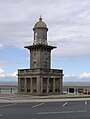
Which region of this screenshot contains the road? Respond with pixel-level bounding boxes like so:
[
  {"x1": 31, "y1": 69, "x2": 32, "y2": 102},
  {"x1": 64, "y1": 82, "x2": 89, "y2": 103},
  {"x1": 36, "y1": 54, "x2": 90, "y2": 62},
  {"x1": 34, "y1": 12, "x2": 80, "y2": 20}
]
[{"x1": 0, "y1": 100, "x2": 90, "y2": 119}]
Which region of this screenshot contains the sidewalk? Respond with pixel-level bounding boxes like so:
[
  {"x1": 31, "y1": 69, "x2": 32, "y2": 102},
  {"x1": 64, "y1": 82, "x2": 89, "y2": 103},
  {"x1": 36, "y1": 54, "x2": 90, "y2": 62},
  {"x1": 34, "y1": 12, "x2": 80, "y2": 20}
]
[{"x1": 0, "y1": 94, "x2": 90, "y2": 103}]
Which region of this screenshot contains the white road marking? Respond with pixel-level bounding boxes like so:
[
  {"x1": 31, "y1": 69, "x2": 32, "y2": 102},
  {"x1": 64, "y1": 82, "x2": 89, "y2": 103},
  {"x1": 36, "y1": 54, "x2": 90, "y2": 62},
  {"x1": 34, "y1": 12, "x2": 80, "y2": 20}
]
[
  {"x1": 37, "y1": 110, "x2": 87, "y2": 115},
  {"x1": 32, "y1": 103, "x2": 44, "y2": 108},
  {"x1": 85, "y1": 101, "x2": 87, "y2": 105},
  {"x1": 0, "y1": 103, "x2": 17, "y2": 108},
  {"x1": 62, "y1": 102, "x2": 68, "y2": 107}
]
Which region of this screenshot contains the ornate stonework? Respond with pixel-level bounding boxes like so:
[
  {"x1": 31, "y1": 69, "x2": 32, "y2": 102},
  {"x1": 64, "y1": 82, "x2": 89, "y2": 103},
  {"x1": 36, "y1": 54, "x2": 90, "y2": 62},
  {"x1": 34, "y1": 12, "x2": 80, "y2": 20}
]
[{"x1": 18, "y1": 18, "x2": 63, "y2": 95}]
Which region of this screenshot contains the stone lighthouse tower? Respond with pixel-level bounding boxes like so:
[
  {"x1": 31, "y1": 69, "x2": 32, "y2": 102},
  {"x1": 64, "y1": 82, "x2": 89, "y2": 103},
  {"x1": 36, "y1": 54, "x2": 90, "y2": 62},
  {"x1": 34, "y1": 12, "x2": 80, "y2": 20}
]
[{"x1": 18, "y1": 17, "x2": 63, "y2": 95}]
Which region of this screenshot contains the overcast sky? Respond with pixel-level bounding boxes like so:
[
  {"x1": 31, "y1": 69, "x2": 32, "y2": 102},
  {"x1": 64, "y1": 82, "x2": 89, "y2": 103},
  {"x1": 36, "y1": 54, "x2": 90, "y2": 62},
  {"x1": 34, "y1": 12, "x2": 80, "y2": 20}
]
[{"x1": 0, "y1": 0, "x2": 90, "y2": 83}]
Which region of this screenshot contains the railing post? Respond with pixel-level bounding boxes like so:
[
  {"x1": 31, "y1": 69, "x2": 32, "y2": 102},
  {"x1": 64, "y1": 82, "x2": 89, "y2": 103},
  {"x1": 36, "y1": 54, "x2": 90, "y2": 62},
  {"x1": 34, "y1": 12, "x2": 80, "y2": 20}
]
[
  {"x1": 0, "y1": 88, "x2": 1, "y2": 94},
  {"x1": 11, "y1": 88, "x2": 12, "y2": 94}
]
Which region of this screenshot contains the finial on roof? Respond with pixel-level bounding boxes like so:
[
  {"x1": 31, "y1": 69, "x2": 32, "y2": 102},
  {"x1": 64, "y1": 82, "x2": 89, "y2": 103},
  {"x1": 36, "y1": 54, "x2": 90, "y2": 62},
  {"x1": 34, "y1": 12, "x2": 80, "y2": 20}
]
[{"x1": 39, "y1": 15, "x2": 42, "y2": 21}]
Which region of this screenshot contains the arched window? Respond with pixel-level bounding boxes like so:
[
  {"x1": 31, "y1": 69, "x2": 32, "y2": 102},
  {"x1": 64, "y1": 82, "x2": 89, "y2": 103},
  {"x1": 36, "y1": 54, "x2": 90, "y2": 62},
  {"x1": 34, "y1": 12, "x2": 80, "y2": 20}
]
[
  {"x1": 44, "y1": 61, "x2": 47, "y2": 69},
  {"x1": 33, "y1": 61, "x2": 37, "y2": 69}
]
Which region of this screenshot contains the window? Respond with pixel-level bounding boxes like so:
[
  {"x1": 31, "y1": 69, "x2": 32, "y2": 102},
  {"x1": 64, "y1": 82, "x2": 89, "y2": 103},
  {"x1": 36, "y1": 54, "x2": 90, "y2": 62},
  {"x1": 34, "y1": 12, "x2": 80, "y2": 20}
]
[
  {"x1": 34, "y1": 53, "x2": 36, "y2": 55},
  {"x1": 33, "y1": 61, "x2": 37, "y2": 69},
  {"x1": 45, "y1": 53, "x2": 47, "y2": 55},
  {"x1": 44, "y1": 61, "x2": 47, "y2": 68},
  {"x1": 69, "y1": 88, "x2": 74, "y2": 93}
]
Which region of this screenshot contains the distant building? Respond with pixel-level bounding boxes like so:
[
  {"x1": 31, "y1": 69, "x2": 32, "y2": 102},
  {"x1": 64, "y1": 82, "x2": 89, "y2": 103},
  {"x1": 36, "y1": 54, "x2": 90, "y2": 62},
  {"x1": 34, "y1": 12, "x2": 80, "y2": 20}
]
[
  {"x1": 18, "y1": 17, "x2": 63, "y2": 95},
  {"x1": 63, "y1": 82, "x2": 90, "y2": 94}
]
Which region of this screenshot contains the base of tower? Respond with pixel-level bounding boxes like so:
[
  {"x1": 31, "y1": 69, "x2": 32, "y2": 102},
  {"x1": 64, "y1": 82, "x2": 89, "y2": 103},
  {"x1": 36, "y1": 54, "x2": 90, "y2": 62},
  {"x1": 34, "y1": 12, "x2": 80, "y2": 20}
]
[{"x1": 18, "y1": 68, "x2": 63, "y2": 95}]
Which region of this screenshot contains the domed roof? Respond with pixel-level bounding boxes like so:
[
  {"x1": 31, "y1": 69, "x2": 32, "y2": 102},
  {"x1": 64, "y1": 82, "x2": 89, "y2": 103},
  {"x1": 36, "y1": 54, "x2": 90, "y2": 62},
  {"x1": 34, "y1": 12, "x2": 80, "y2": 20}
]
[{"x1": 34, "y1": 17, "x2": 48, "y2": 29}]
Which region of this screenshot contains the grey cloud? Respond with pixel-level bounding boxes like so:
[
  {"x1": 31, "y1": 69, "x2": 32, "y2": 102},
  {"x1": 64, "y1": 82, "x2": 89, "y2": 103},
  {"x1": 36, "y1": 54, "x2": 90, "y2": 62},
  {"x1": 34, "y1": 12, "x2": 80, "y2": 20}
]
[
  {"x1": 64, "y1": 72, "x2": 90, "y2": 82},
  {"x1": 0, "y1": 21, "x2": 33, "y2": 48},
  {"x1": 51, "y1": 36, "x2": 90, "y2": 58},
  {"x1": 0, "y1": 0, "x2": 90, "y2": 57}
]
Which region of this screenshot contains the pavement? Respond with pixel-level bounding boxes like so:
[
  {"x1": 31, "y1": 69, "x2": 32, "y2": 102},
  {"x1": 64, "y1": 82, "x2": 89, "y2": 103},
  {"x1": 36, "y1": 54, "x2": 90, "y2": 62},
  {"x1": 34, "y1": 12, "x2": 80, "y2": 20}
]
[{"x1": 0, "y1": 94, "x2": 90, "y2": 103}]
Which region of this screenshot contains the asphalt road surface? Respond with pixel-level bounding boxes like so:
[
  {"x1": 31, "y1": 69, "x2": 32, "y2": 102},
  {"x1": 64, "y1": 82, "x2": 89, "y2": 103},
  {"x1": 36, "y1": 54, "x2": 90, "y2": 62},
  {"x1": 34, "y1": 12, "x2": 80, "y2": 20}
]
[{"x1": 0, "y1": 100, "x2": 90, "y2": 119}]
